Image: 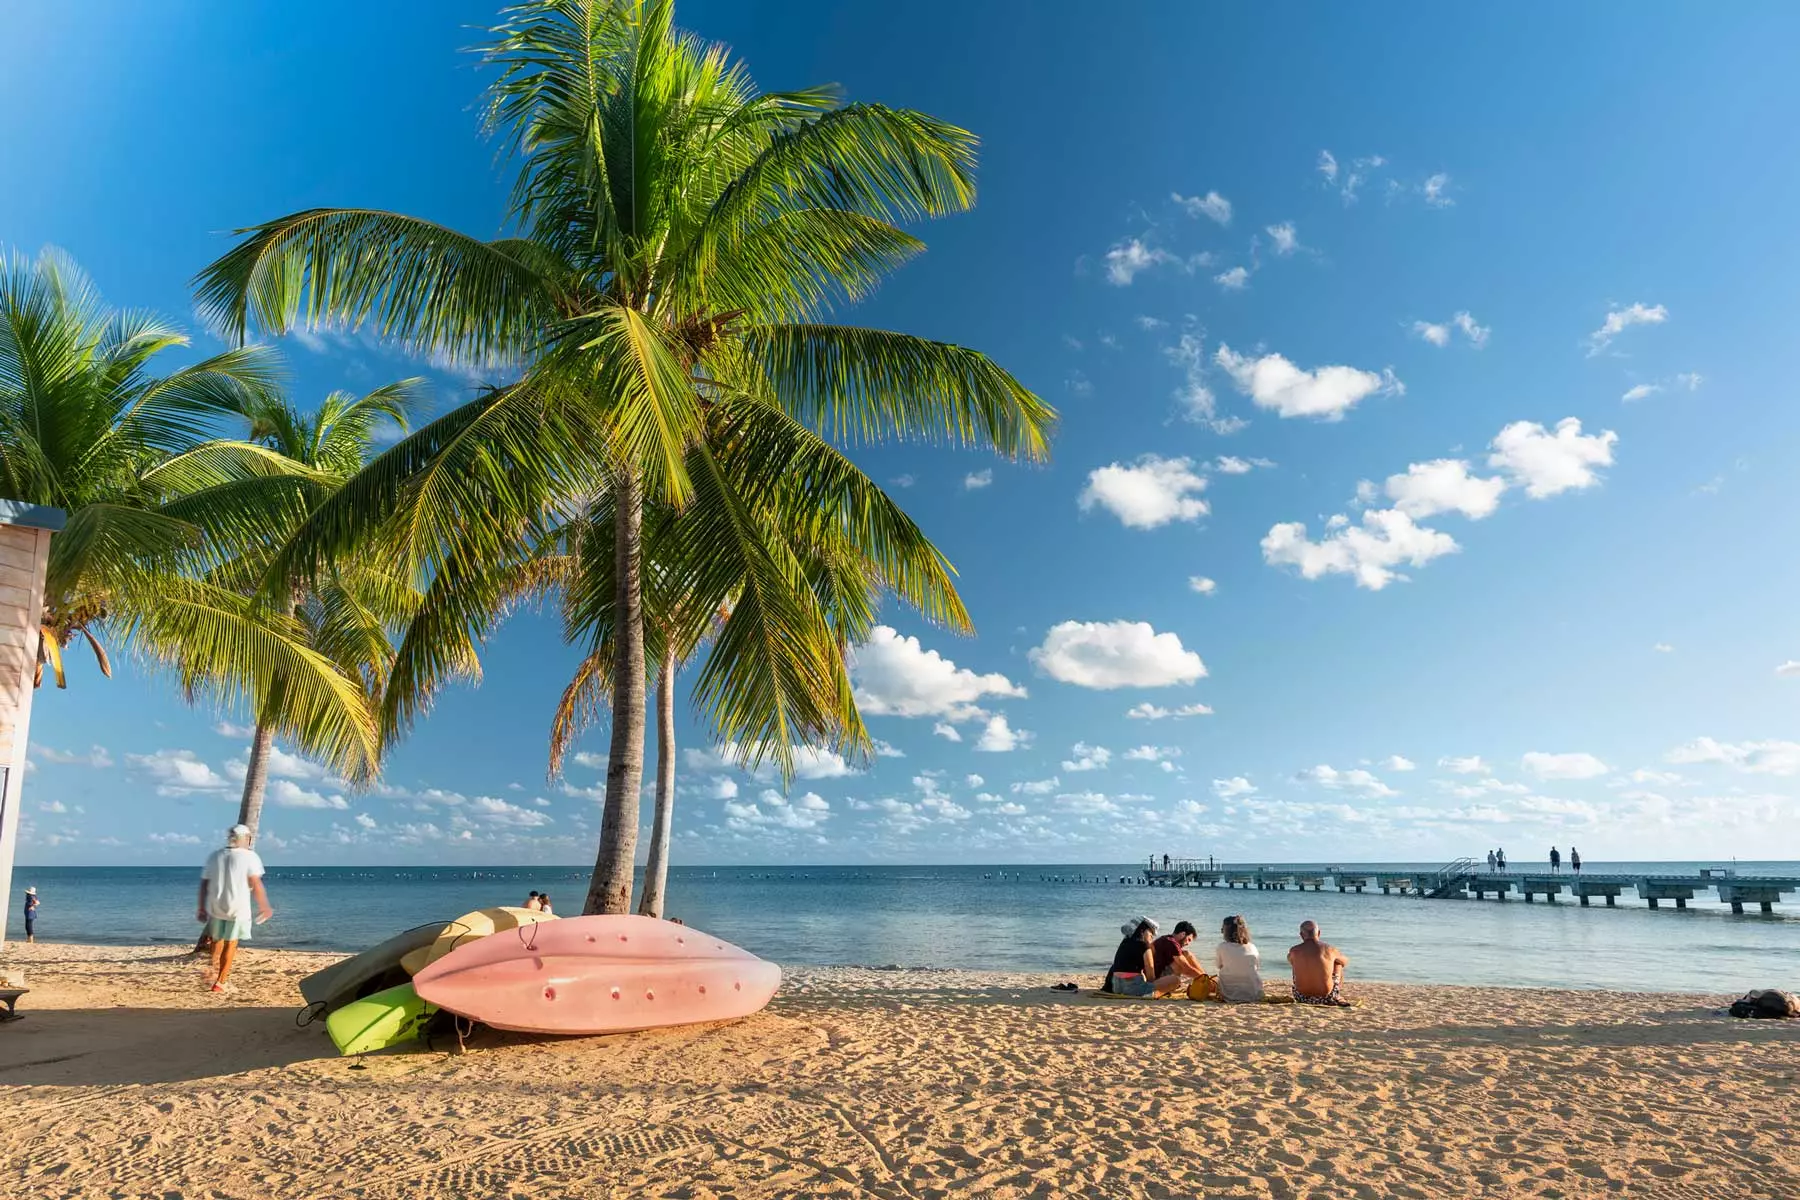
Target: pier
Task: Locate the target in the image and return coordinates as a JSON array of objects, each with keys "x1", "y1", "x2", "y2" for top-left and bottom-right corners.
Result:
[{"x1": 1140, "y1": 858, "x2": 1800, "y2": 914}]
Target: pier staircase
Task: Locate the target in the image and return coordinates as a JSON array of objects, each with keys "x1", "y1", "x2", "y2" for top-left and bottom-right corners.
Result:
[{"x1": 1424, "y1": 858, "x2": 1477, "y2": 899}]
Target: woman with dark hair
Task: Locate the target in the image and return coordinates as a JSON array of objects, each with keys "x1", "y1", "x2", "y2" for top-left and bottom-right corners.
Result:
[
  {"x1": 1105, "y1": 917, "x2": 1184, "y2": 996},
  {"x1": 1214, "y1": 914, "x2": 1265, "y2": 1003}
]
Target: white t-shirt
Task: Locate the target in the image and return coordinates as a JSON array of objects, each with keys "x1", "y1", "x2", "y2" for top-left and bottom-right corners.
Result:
[
  {"x1": 1214, "y1": 941, "x2": 1264, "y2": 1003},
  {"x1": 202, "y1": 846, "x2": 266, "y2": 920}
]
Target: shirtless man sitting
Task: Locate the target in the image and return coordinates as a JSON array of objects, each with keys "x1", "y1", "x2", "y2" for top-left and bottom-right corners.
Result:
[{"x1": 1287, "y1": 920, "x2": 1351, "y2": 1006}]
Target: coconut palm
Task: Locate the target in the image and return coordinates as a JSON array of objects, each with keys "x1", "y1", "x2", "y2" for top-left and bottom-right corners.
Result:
[
  {"x1": 194, "y1": 0, "x2": 1056, "y2": 913},
  {"x1": 0, "y1": 248, "x2": 383, "y2": 780},
  {"x1": 195, "y1": 381, "x2": 426, "y2": 835}
]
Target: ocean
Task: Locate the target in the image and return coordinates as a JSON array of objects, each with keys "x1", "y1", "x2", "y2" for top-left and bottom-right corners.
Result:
[{"x1": 12, "y1": 861, "x2": 1800, "y2": 993}]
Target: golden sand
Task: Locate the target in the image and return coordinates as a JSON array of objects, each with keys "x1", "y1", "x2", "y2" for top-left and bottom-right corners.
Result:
[{"x1": 3, "y1": 941, "x2": 1797, "y2": 1198}]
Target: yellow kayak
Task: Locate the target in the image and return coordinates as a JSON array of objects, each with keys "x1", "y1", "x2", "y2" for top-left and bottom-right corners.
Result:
[{"x1": 399, "y1": 906, "x2": 557, "y2": 976}]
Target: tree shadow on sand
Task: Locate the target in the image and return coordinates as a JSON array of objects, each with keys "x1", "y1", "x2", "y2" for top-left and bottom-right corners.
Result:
[{"x1": 0, "y1": 1005, "x2": 334, "y2": 1085}]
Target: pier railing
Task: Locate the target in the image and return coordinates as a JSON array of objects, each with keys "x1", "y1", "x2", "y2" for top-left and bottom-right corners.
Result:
[{"x1": 1425, "y1": 857, "x2": 1477, "y2": 898}]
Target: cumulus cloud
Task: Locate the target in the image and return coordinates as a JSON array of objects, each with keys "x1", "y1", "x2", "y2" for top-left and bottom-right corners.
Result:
[
  {"x1": 36, "y1": 745, "x2": 114, "y2": 769},
  {"x1": 1667, "y1": 737, "x2": 1800, "y2": 776},
  {"x1": 1030, "y1": 620, "x2": 1207, "y2": 689},
  {"x1": 932, "y1": 722, "x2": 962, "y2": 743},
  {"x1": 1061, "y1": 743, "x2": 1112, "y2": 772},
  {"x1": 1301, "y1": 764, "x2": 1399, "y2": 798},
  {"x1": 963, "y1": 469, "x2": 993, "y2": 491},
  {"x1": 1078, "y1": 455, "x2": 1209, "y2": 529},
  {"x1": 1421, "y1": 173, "x2": 1454, "y2": 207},
  {"x1": 1161, "y1": 331, "x2": 1239, "y2": 432},
  {"x1": 1174, "y1": 190, "x2": 1232, "y2": 224},
  {"x1": 1413, "y1": 311, "x2": 1487, "y2": 348},
  {"x1": 1265, "y1": 222, "x2": 1299, "y2": 255},
  {"x1": 1776, "y1": 661, "x2": 1800, "y2": 677},
  {"x1": 126, "y1": 749, "x2": 230, "y2": 797},
  {"x1": 1521, "y1": 751, "x2": 1610, "y2": 780},
  {"x1": 1382, "y1": 459, "x2": 1507, "y2": 520},
  {"x1": 1214, "y1": 266, "x2": 1250, "y2": 291},
  {"x1": 1011, "y1": 777, "x2": 1059, "y2": 796},
  {"x1": 1262, "y1": 508, "x2": 1458, "y2": 590},
  {"x1": 1438, "y1": 755, "x2": 1491, "y2": 775},
  {"x1": 973, "y1": 715, "x2": 1030, "y2": 753},
  {"x1": 269, "y1": 779, "x2": 350, "y2": 810},
  {"x1": 1213, "y1": 776, "x2": 1256, "y2": 798},
  {"x1": 1188, "y1": 576, "x2": 1218, "y2": 596},
  {"x1": 1382, "y1": 756, "x2": 1417, "y2": 771},
  {"x1": 685, "y1": 742, "x2": 860, "y2": 780},
  {"x1": 1215, "y1": 345, "x2": 1401, "y2": 421},
  {"x1": 1125, "y1": 701, "x2": 1214, "y2": 720},
  {"x1": 1586, "y1": 302, "x2": 1667, "y2": 355},
  {"x1": 850, "y1": 626, "x2": 1026, "y2": 721},
  {"x1": 1488, "y1": 418, "x2": 1617, "y2": 498}
]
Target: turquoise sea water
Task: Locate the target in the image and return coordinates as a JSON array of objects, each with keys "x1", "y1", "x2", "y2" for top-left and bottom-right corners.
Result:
[{"x1": 12, "y1": 861, "x2": 1800, "y2": 993}]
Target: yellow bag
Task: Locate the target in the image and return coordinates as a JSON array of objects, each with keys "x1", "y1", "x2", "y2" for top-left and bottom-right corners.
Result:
[{"x1": 1187, "y1": 974, "x2": 1217, "y2": 1001}]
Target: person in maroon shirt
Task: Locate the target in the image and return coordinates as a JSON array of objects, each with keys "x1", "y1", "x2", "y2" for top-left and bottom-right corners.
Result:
[{"x1": 1152, "y1": 921, "x2": 1208, "y2": 988}]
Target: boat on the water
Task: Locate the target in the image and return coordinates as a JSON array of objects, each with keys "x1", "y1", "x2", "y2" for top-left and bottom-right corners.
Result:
[{"x1": 412, "y1": 913, "x2": 781, "y2": 1035}]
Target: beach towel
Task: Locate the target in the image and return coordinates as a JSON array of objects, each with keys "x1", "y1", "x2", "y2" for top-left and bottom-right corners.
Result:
[{"x1": 1729, "y1": 989, "x2": 1799, "y2": 1019}]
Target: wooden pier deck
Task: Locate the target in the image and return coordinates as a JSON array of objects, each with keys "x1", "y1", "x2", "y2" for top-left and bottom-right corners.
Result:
[{"x1": 1140, "y1": 863, "x2": 1800, "y2": 913}]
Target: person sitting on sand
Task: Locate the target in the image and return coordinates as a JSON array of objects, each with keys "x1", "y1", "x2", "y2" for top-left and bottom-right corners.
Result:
[
  {"x1": 1214, "y1": 915, "x2": 1264, "y2": 1003},
  {"x1": 525, "y1": 890, "x2": 542, "y2": 911},
  {"x1": 197, "y1": 824, "x2": 274, "y2": 992},
  {"x1": 538, "y1": 894, "x2": 554, "y2": 916},
  {"x1": 1153, "y1": 920, "x2": 1209, "y2": 985},
  {"x1": 1287, "y1": 920, "x2": 1351, "y2": 1006},
  {"x1": 1106, "y1": 917, "x2": 1184, "y2": 997}
]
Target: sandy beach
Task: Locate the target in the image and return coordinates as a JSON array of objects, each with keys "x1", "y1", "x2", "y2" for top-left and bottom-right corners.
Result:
[{"x1": 2, "y1": 942, "x2": 1797, "y2": 1198}]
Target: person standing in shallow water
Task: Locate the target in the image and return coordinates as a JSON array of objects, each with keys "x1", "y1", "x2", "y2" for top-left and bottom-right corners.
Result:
[{"x1": 22, "y1": 887, "x2": 38, "y2": 943}]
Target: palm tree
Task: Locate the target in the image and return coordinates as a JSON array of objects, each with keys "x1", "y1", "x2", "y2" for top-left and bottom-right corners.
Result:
[
  {"x1": 199, "y1": 381, "x2": 426, "y2": 835},
  {"x1": 194, "y1": 0, "x2": 1056, "y2": 913},
  {"x1": 0, "y1": 248, "x2": 383, "y2": 780}
]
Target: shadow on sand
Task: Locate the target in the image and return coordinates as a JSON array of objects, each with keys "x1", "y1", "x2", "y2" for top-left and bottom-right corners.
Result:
[{"x1": 0, "y1": 1005, "x2": 334, "y2": 1085}]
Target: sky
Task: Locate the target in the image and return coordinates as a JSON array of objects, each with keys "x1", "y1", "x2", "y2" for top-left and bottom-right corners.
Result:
[{"x1": 6, "y1": 2, "x2": 1800, "y2": 867}]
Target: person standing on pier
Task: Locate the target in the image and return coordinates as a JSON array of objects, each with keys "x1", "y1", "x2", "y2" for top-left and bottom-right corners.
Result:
[
  {"x1": 1550, "y1": 847, "x2": 1561, "y2": 874},
  {"x1": 1486, "y1": 850, "x2": 1497, "y2": 873},
  {"x1": 1570, "y1": 847, "x2": 1582, "y2": 874},
  {"x1": 1496, "y1": 847, "x2": 1507, "y2": 871}
]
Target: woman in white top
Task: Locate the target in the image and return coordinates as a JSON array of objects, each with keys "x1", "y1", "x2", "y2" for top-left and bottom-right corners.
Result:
[{"x1": 1214, "y1": 914, "x2": 1264, "y2": 1003}]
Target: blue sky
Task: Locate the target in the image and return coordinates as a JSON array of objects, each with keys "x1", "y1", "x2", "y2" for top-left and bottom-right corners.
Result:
[{"x1": 8, "y1": 2, "x2": 1800, "y2": 866}]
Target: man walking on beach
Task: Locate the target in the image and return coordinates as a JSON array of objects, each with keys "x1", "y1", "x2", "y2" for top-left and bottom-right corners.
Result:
[
  {"x1": 197, "y1": 825, "x2": 273, "y2": 992},
  {"x1": 1288, "y1": 921, "x2": 1350, "y2": 1006}
]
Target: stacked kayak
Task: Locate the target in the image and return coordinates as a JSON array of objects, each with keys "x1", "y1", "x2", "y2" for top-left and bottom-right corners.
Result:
[{"x1": 301, "y1": 911, "x2": 779, "y2": 1054}]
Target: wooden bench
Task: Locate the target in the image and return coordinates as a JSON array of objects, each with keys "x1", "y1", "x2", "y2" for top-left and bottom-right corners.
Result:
[{"x1": 0, "y1": 987, "x2": 27, "y2": 1021}]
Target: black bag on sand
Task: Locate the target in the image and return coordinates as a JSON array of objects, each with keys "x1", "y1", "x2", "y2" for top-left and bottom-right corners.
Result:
[{"x1": 1728, "y1": 989, "x2": 1800, "y2": 1019}]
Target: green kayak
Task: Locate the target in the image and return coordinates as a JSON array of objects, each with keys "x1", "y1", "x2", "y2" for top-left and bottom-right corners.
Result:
[{"x1": 325, "y1": 981, "x2": 435, "y2": 1056}]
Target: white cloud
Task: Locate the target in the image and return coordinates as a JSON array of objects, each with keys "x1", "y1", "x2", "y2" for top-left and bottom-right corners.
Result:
[
  {"x1": 126, "y1": 749, "x2": 230, "y2": 796},
  {"x1": 571, "y1": 751, "x2": 608, "y2": 770},
  {"x1": 36, "y1": 745, "x2": 114, "y2": 769},
  {"x1": 1135, "y1": 315, "x2": 1168, "y2": 331},
  {"x1": 1621, "y1": 383, "x2": 1660, "y2": 403},
  {"x1": 706, "y1": 777, "x2": 739, "y2": 800},
  {"x1": 267, "y1": 779, "x2": 349, "y2": 809},
  {"x1": 1265, "y1": 222, "x2": 1299, "y2": 255},
  {"x1": 1586, "y1": 302, "x2": 1667, "y2": 355},
  {"x1": 1776, "y1": 661, "x2": 1800, "y2": 677},
  {"x1": 1187, "y1": 576, "x2": 1218, "y2": 596},
  {"x1": 148, "y1": 831, "x2": 204, "y2": 846},
  {"x1": 932, "y1": 722, "x2": 962, "y2": 743},
  {"x1": 1212, "y1": 456, "x2": 1251, "y2": 475},
  {"x1": 1439, "y1": 755, "x2": 1491, "y2": 775},
  {"x1": 872, "y1": 739, "x2": 904, "y2": 758},
  {"x1": 1667, "y1": 737, "x2": 1800, "y2": 776},
  {"x1": 1125, "y1": 701, "x2": 1213, "y2": 720},
  {"x1": 1011, "y1": 777, "x2": 1059, "y2": 796},
  {"x1": 1652, "y1": 642, "x2": 1674, "y2": 653},
  {"x1": 1078, "y1": 455, "x2": 1209, "y2": 528},
  {"x1": 354, "y1": 812, "x2": 379, "y2": 830},
  {"x1": 850, "y1": 626, "x2": 1026, "y2": 721},
  {"x1": 1215, "y1": 345, "x2": 1401, "y2": 421},
  {"x1": 1413, "y1": 321, "x2": 1450, "y2": 347},
  {"x1": 1212, "y1": 776, "x2": 1256, "y2": 799},
  {"x1": 1061, "y1": 743, "x2": 1112, "y2": 772},
  {"x1": 724, "y1": 791, "x2": 831, "y2": 832},
  {"x1": 1173, "y1": 190, "x2": 1232, "y2": 224},
  {"x1": 892, "y1": 474, "x2": 915, "y2": 489},
  {"x1": 1317, "y1": 150, "x2": 1339, "y2": 182},
  {"x1": 1213, "y1": 266, "x2": 1250, "y2": 291},
  {"x1": 683, "y1": 742, "x2": 860, "y2": 780},
  {"x1": 1675, "y1": 372, "x2": 1704, "y2": 390},
  {"x1": 1262, "y1": 508, "x2": 1458, "y2": 590},
  {"x1": 1161, "y1": 331, "x2": 1238, "y2": 432},
  {"x1": 1383, "y1": 459, "x2": 1507, "y2": 520},
  {"x1": 1030, "y1": 620, "x2": 1207, "y2": 689},
  {"x1": 213, "y1": 721, "x2": 255, "y2": 739},
  {"x1": 1488, "y1": 417, "x2": 1617, "y2": 498},
  {"x1": 1421, "y1": 173, "x2": 1454, "y2": 207},
  {"x1": 1521, "y1": 751, "x2": 1610, "y2": 780},
  {"x1": 1382, "y1": 756, "x2": 1417, "y2": 771},
  {"x1": 966, "y1": 774, "x2": 984, "y2": 788},
  {"x1": 1103, "y1": 239, "x2": 1207, "y2": 286},
  {"x1": 995, "y1": 801, "x2": 1028, "y2": 816},
  {"x1": 973, "y1": 715, "x2": 1030, "y2": 753},
  {"x1": 1302, "y1": 764, "x2": 1398, "y2": 798},
  {"x1": 1124, "y1": 745, "x2": 1179, "y2": 763},
  {"x1": 963, "y1": 469, "x2": 993, "y2": 491},
  {"x1": 1414, "y1": 312, "x2": 1487, "y2": 348}
]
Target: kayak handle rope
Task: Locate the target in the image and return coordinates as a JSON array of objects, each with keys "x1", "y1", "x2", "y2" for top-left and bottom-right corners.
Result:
[{"x1": 295, "y1": 1000, "x2": 329, "y2": 1028}]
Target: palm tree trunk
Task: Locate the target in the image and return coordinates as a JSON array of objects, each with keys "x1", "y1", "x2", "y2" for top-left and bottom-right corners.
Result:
[
  {"x1": 585, "y1": 470, "x2": 647, "y2": 914},
  {"x1": 235, "y1": 721, "x2": 275, "y2": 836},
  {"x1": 637, "y1": 644, "x2": 677, "y2": 919}
]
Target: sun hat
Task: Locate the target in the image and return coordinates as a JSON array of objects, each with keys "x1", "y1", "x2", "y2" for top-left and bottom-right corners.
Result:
[
  {"x1": 23, "y1": 887, "x2": 35, "y2": 895},
  {"x1": 1121, "y1": 915, "x2": 1158, "y2": 937}
]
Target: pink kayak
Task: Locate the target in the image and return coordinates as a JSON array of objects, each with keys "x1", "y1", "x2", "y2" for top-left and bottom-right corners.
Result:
[{"x1": 411, "y1": 914, "x2": 781, "y2": 1035}]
